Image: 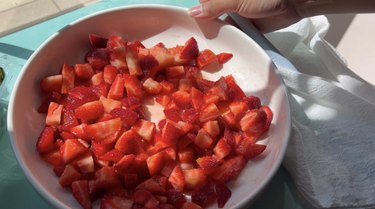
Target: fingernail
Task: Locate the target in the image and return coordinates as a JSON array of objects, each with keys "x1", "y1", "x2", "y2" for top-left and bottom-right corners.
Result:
[{"x1": 188, "y1": 5, "x2": 204, "y2": 18}]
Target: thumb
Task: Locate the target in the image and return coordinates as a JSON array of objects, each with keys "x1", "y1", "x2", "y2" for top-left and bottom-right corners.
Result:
[{"x1": 188, "y1": 0, "x2": 241, "y2": 19}]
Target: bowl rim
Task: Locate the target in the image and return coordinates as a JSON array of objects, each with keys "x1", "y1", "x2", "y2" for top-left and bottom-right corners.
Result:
[{"x1": 7, "y1": 4, "x2": 291, "y2": 209}]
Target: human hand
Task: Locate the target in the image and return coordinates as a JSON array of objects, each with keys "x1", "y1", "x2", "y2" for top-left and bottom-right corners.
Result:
[{"x1": 188, "y1": 0, "x2": 302, "y2": 32}]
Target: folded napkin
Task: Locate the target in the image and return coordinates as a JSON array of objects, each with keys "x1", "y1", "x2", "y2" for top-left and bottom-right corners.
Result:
[{"x1": 265, "y1": 16, "x2": 375, "y2": 209}]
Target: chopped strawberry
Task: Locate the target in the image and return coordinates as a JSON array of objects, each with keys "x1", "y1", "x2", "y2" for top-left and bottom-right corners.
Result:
[
  {"x1": 180, "y1": 37, "x2": 199, "y2": 60},
  {"x1": 183, "y1": 168, "x2": 207, "y2": 190},
  {"x1": 194, "y1": 129, "x2": 214, "y2": 149},
  {"x1": 76, "y1": 152, "x2": 95, "y2": 173},
  {"x1": 60, "y1": 139, "x2": 88, "y2": 164},
  {"x1": 196, "y1": 156, "x2": 220, "y2": 174},
  {"x1": 199, "y1": 103, "x2": 219, "y2": 123},
  {"x1": 38, "y1": 91, "x2": 62, "y2": 113},
  {"x1": 100, "y1": 195, "x2": 134, "y2": 209},
  {"x1": 83, "y1": 118, "x2": 123, "y2": 141},
  {"x1": 103, "y1": 65, "x2": 118, "y2": 84},
  {"x1": 181, "y1": 202, "x2": 204, "y2": 209},
  {"x1": 168, "y1": 165, "x2": 185, "y2": 192},
  {"x1": 36, "y1": 126, "x2": 57, "y2": 153},
  {"x1": 166, "y1": 66, "x2": 185, "y2": 78},
  {"x1": 149, "y1": 43, "x2": 174, "y2": 70},
  {"x1": 160, "y1": 80, "x2": 175, "y2": 95},
  {"x1": 224, "y1": 75, "x2": 246, "y2": 101},
  {"x1": 59, "y1": 164, "x2": 82, "y2": 187},
  {"x1": 244, "y1": 96, "x2": 261, "y2": 110},
  {"x1": 191, "y1": 182, "x2": 216, "y2": 207},
  {"x1": 85, "y1": 48, "x2": 109, "y2": 71},
  {"x1": 75, "y1": 63, "x2": 94, "y2": 81},
  {"x1": 93, "y1": 166, "x2": 121, "y2": 191},
  {"x1": 71, "y1": 180, "x2": 92, "y2": 209},
  {"x1": 91, "y1": 72, "x2": 104, "y2": 86},
  {"x1": 228, "y1": 101, "x2": 249, "y2": 120},
  {"x1": 190, "y1": 87, "x2": 204, "y2": 110},
  {"x1": 181, "y1": 108, "x2": 198, "y2": 124},
  {"x1": 89, "y1": 34, "x2": 108, "y2": 48},
  {"x1": 41, "y1": 74, "x2": 62, "y2": 93},
  {"x1": 114, "y1": 154, "x2": 137, "y2": 173},
  {"x1": 74, "y1": 100, "x2": 104, "y2": 122},
  {"x1": 100, "y1": 96, "x2": 122, "y2": 113},
  {"x1": 214, "y1": 182, "x2": 231, "y2": 208},
  {"x1": 136, "y1": 177, "x2": 167, "y2": 195},
  {"x1": 99, "y1": 149, "x2": 124, "y2": 163},
  {"x1": 143, "y1": 77, "x2": 162, "y2": 94},
  {"x1": 216, "y1": 52, "x2": 233, "y2": 64},
  {"x1": 236, "y1": 137, "x2": 267, "y2": 159},
  {"x1": 177, "y1": 146, "x2": 196, "y2": 163},
  {"x1": 147, "y1": 151, "x2": 166, "y2": 176},
  {"x1": 202, "y1": 120, "x2": 220, "y2": 139},
  {"x1": 61, "y1": 64, "x2": 75, "y2": 94},
  {"x1": 171, "y1": 90, "x2": 191, "y2": 109},
  {"x1": 157, "y1": 121, "x2": 182, "y2": 148},
  {"x1": 110, "y1": 108, "x2": 139, "y2": 127},
  {"x1": 46, "y1": 102, "x2": 63, "y2": 126},
  {"x1": 132, "y1": 119, "x2": 156, "y2": 141},
  {"x1": 41, "y1": 149, "x2": 62, "y2": 167},
  {"x1": 260, "y1": 105, "x2": 273, "y2": 127},
  {"x1": 123, "y1": 74, "x2": 144, "y2": 99},
  {"x1": 213, "y1": 155, "x2": 247, "y2": 183},
  {"x1": 107, "y1": 74, "x2": 124, "y2": 100},
  {"x1": 164, "y1": 107, "x2": 182, "y2": 122},
  {"x1": 115, "y1": 129, "x2": 143, "y2": 154},
  {"x1": 126, "y1": 43, "x2": 142, "y2": 76},
  {"x1": 239, "y1": 109, "x2": 268, "y2": 134},
  {"x1": 196, "y1": 49, "x2": 217, "y2": 69},
  {"x1": 213, "y1": 138, "x2": 232, "y2": 160}
]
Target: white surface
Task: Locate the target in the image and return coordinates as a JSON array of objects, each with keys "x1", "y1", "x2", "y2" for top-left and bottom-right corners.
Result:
[{"x1": 7, "y1": 5, "x2": 291, "y2": 209}]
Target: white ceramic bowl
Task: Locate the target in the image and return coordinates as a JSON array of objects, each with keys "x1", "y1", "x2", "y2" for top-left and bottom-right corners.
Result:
[{"x1": 7, "y1": 4, "x2": 291, "y2": 209}]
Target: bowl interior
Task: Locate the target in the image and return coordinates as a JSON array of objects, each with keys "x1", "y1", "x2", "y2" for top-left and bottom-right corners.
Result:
[{"x1": 8, "y1": 5, "x2": 290, "y2": 209}]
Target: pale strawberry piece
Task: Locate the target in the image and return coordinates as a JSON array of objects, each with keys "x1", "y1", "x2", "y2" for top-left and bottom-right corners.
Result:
[
  {"x1": 239, "y1": 109, "x2": 268, "y2": 134},
  {"x1": 147, "y1": 151, "x2": 166, "y2": 176},
  {"x1": 132, "y1": 119, "x2": 156, "y2": 141},
  {"x1": 196, "y1": 49, "x2": 218, "y2": 69},
  {"x1": 229, "y1": 101, "x2": 249, "y2": 120},
  {"x1": 100, "y1": 96, "x2": 122, "y2": 113},
  {"x1": 90, "y1": 72, "x2": 104, "y2": 86},
  {"x1": 199, "y1": 103, "x2": 219, "y2": 123},
  {"x1": 216, "y1": 52, "x2": 233, "y2": 64},
  {"x1": 71, "y1": 180, "x2": 92, "y2": 209},
  {"x1": 143, "y1": 77, "x2": 162, "y2": 94},
  {"x1": 76, "y1": 153, "x2": 95, "y2": 173},
  {"x1": 177, "y1": 147, "x2": 196, "y2": 163},
  {"x1": 100, "y1": 195, "x2": 134, "y2": 209},
  {"x1": 149, "y1": 43, "x2": 174, "y2": 70},
  {"x1": 213, "y1": 138, "x2": 232, "y2": 160},
  {"x1": 202, "y1": 120, "x2": 220, "y2": 139},
  {"x1": 158, "y1": 121, "x2": 182, "y2": 148},
  {"x1": 182, "y1": 168, "x2": 207, "y2": 190},
  {"x1": 74, "y1": 100, "x2": 104, "y2": 122},
  {"x1": 190, "y1": 87, "x2": 204, "y2": 110},
  {"x1": 61, "y1": 64, "x2": 75, "y2": 94},
  {"x1": 103, "y1": 64, "x2": 118, "y2": 84},
  {"x1": 213, "y1": 155, "x2": 247, "y2": 183},
  {"x1": 196, "y1": 156, "x2": 220, "y2": 174},
  {"x1": 107, "y1": 74, "x2": 124, "y2": 100},
  {"x1": 126, "y1": 44, "x2": 142, "y2": 76},
  {"x1": 70, "y1": 123, "x2": 90, "y2": 141},
  {"x1": 171, "y1": 90, "x2": 191, "y2": 109},
  {"x1": 166, "y1": 66, "x2": 185, "y2": 78},
  {"x1": 46, "y1": 102, "x2": 63, "y2": 126},
  {"x1": 83, "y1": 117, "x2": 123, "y2": 141},
  {"x1": 181, "y1": 108, "x2": 199, "y2": 124},
  {"x1": 172, "y1": 121, "x2": 193, "y2": 135},
  {"x1": 59, "y1": 164, "x2": 82, "y2": 187},
  {"x1": 107, "y1": 35, "x2": 126, "y2": 50},
  {"x1": 221, "y1": 111, "x2": 237, "y2": 128},
  {"x1": 41, "y1": 74, "x2": 62, "y2": 93},
  {"x1": 168, "y1": 165, "x2": 185, "y2": 192},
  {"x1": 160, "y1": 80, "x2": 175, "y2": 95},
  {"x1": 75, "y1": 63, "x2": 94, "y2": 81},
  {"x1": 60, "y1": 138, "x2": 88, "y2": 164},
  {"x1": 115, "y1": 129, "x2": 143, "y2": 154},
  {"x1": 155, "y1": 95, "x2": 171, "y2": 106},
  {"x1": 194, "y1": 129, "x2": 214, "y2": 149},
  {"x1": 36, "y1": 126, "x2": 56, "y2": 153}
]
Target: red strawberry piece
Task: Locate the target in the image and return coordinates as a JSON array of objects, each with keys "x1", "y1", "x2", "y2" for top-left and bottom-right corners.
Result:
[
  {"x1": 38, "y1": 91, "x2": 62, "y2": 113},
  {"x1": 139, "y1": 54, "x2": 159, "y2": 74},
  {"x1": 67, "y1": 86, "x2": 99, "y2": 105},
  {"x1": 181, "y1": 202, "x2": 203, "y2": 209},
  {"x1": 159, "y1": 80, "x2": 175, "y2": 95},
  {"x1": 168, "y1": 165, "x2": 185, "y2": 192},
  {"x1": 260, "y1": 105, "x2": 273, "y2": 127},
  {"x1": 158, "y1": 121, "x2": 182, "y2": 148},
  {"x1": 216, "y1": 52, "x2": 233, "y2": 64},
  {"x1": 76, "y1": 153, "x2": 95, "y2": 173},
  {"x1": 194, "y1": 129, "x2": 214, "y2": 149},
  {"x1": 100, "y1": 96, "x2": 122, "y2": 113},
  {"x1": 71, "y1": 180, "x2": 92, "y2": 209},
  {"x1": 199, "y1": 103, "x2": 219, "y2": 123},
  {"x1": 46, "y1": 102, "x2": 63, "y2": 126},
  {"x1": 36, "y1": 126, "x2": 57, "y2": 153},
  {"x1": 208, "y1": 78, "x2": 228, "y2": 101},
  {"x1": 75, "y1": 63, "x2": 94, "y2": 81},
  {"x1": 182, "y1": 168, "x2": 207, "y2": 190},
  {"x1": 114, "y1": 154, "x2": 137, "y2": 173},
  {"x1": 123, "y1": 74, "x2": 145, "y2": 99},
  {"x1": 41, "y1": 150, "x2": 62, "y2": 167},
  {"x1": 85, "y1": 48, "x2": 109, "y2": 71},
  {"x1": 236, "y1": 138, "x2": 267, "y2": 159},
  {"x1": 224, "y1": 75, "x2": 246, "y2": 101},
  {"x1": 166, "y1": 66, "x2": 185, "y2": 78},
  {"x1": 239, "y1": 109, "x2": 268, "y2": 134},
  {"x1": 59, "y1": 164, "x2": 82, "y2": 187},
  {"x1": 89, "y1": 34, "x2": 108, "y2": 48},
  {"x1": 91, "y1": 141, "x2": 112, "y2": 158},
  {"x1": 146, "y1": 151, "x2": 166, "y2": 176},
  {"x1": 60, "y1": 139, "x2": 88, "y2": 164},
  {"x1": 194, "y1": 77, "x2": 215, "y2": 93},
  {"x1": 228, "y1": 101, "x2": 249, "y2": 120},
  {"x1": 94, "y1": 130, "x2": 120, "y2": 145},
  {"x1": 164, "y1": 107, "x2": 182, "y2": 122},
  {"x1": 126, "y1": 43, "x2": 142, "y2": 76},
  {"x1": 212, "y1": 155, "x2": 247, "y2": 183},
  {"x1": 110, "y1": 107, "x2": 139, "y2": 127},
  {"x1": 180, "y1": 37, "x2": 199, "y2": 60},
  {"x1": 191, "y1": 182, "x2": 216, "y2": 207},
  {"x1": 115, "y1": 129, "x2": 143, "y2": 154},
  {"x1": 167, "y1": 189, "x2": 186, "y2": 208},
  {"x1": 91, "y1": 83, "x2": 109, "y2": 98},
  {"x1": 74, "y1": 100, "x2": 104, "y2": 122},
  {"x1": 99, "y1": 149, "x2": 124, "y2": 163},
  {"x1": 143, "y1": 77, "x2": 163, "y2": 94},
  {"x1": 61, "y1": 107, "x2": 79, "y2": 129},
  {"x1": 83, "y1": 118, "x2": 123, "y2": 141},
  {"x1": 214, "y1": 182, "x2": 232, "y2": 208},
  {"x1": 177, "y1": 146, "x2": 196, "y2": 163},
  {"x1": 106, "y1": 35, "x2": 126, "y2": 50},
  {"x1": 171, "y1": 90, "x2": 191, "y2": 109},
  {"x1": 103, "y1": 65, "x2": 118, "y2": 84},
  {"x1": 160, "y1": 203, "x2": 176, "y2": 209},
  {"x1": 178, "y1": 78, "x2": 193, "y2": 92},
  {"x1": 123, "y1": 173, "x2": 139, "y2": 189},
  {"x1": 221, "y1": 111, "x2": 237, "y2": 128},
  {"x1": 202, "y1": 120, "x2": 220, "y2": 139},
  {"x1": 197, "y1": 49, "x2": 218, "y2": 69},
  {"x1": 190, "y1": 87, "x2": 204, "y2": 110},
  {"x1": 132, "y1": 119, "x2": 156, "y2": 141},
  {"x1": 41, "y1": 74, "x2": 62, "y2": 93},
  {"x1": 93, "y1": 166, "x2": 121, "y2": 190},
  {"x1": 213, "y1": 138, "x2": 232, "y2": 160},
  {"x1": 61, "y1": 64, "x2": 75, "y2": 94},
  {"x1": 107, "y1": 74, "x2": 124, "y2": 100},
  {"x1": 132, "y1": 189, "x2": 154, "y2": 205},
  {"x1": 149, "y1": 43, "x2": 174, "y2": 70},
  {"x1": 69, "y1": 123, "x2": 90, "y2": 141},
  {"x1": 196, "y1": 156, "x2": 220, "y2": 175},
  {"x1": 136, "y1": 177, "x2": 167, "y2": 195},
  {"x1": 100, "y1": 195, "x2": 134, "y2": 209},
  {"x1": 181, "y1": 108, "x2": 198, "y2": 124},
  {"x1": 244, "y1": 96, "x2": 261, "y2": 110},
  {"x1": 203, "y1": 94, "x2": 220, "y2": 105}
]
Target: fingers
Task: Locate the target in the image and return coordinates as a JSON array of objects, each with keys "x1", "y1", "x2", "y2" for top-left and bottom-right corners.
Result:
[{"x1": 188, "y1": 0, "x2": 240, "y2": 19}]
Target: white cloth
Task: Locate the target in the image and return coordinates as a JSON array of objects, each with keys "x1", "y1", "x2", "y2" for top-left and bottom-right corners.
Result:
[{"x1": 265, "y1": 16, "x2": 375, "y2": 209}]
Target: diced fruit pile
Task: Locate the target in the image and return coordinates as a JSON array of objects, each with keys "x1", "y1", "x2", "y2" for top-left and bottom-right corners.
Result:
[{"x1": 36, "y1": 34, "x2": 273, "y2": 209}]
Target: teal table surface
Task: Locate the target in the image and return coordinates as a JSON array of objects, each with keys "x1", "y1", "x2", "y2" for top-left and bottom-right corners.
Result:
[{"x1": 0, "y1": 1, "x2": 306, "y2": 208}]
